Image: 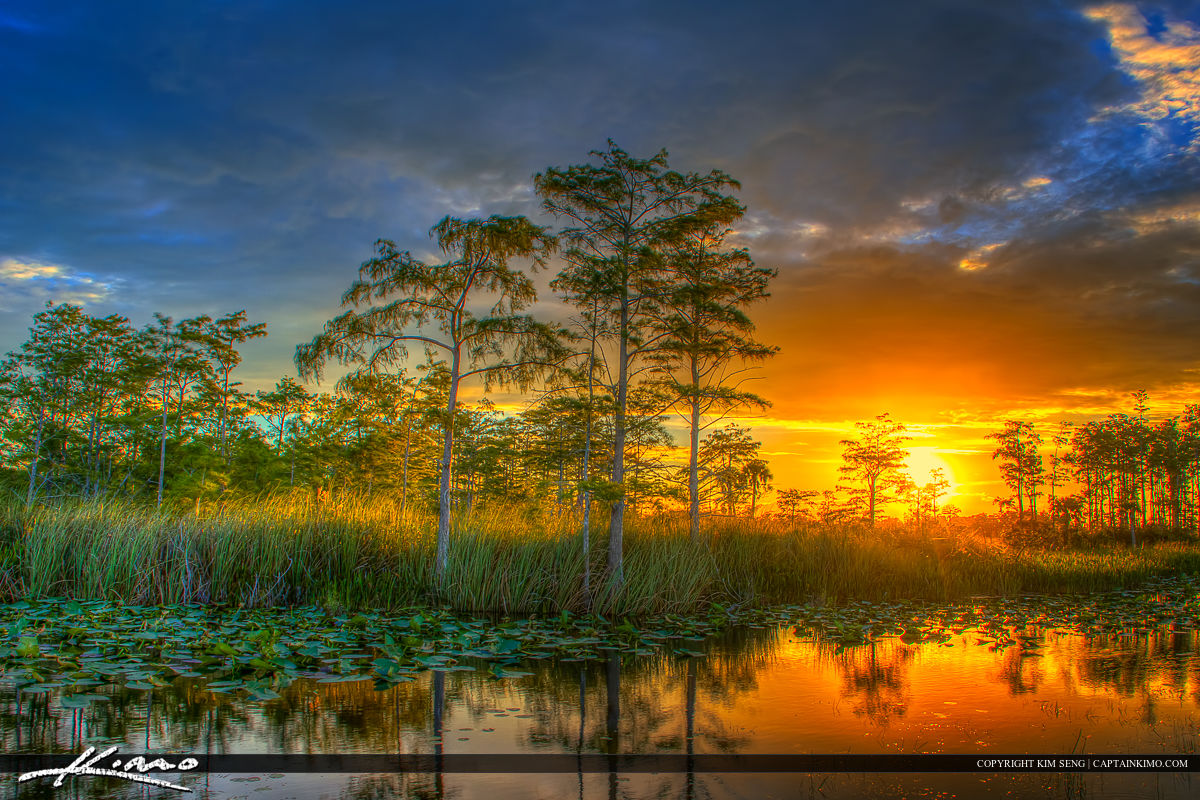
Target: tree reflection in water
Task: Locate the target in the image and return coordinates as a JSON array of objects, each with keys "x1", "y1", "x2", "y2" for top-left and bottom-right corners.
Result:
[
  {"x1": 995, "y1": 640, "x2": 1045, "y2": 696},
  {"x1": 3, "y1": 624, "x2": 1200, "y2": 799},
  {"x1": 828, "y1": 641, "x2": 914, "y2": 726},
  {"x1": 514, "y1": 625, "x2": 776, "y2": 758}
]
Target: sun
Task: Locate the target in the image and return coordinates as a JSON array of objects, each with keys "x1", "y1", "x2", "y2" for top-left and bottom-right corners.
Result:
[{"x1": 904, "y1": 447, "x2": 956, "y2": 494}]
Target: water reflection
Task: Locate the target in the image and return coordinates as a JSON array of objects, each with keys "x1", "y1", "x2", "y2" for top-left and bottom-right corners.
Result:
[
  {"x1": 833, "y1": 641, "x2": 914, "y2": 725},
  {"x1": 994, "y1": 640, "x2": 1045, "y2": 695},
  {"x1": 3, "y1": 625, "x2": 1199, "y2": 798}
]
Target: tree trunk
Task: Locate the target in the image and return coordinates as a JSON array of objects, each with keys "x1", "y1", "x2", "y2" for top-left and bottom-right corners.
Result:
[
  {"x1": 608, "y1": 295, "x2": 629, "y2": 585},
  {"x1": 86, "y1": 408, "x2": 98, "y2": 497},
  {"x1": 401, "y1": 419, "x2": 413, "y2": 512},
  {"x1": 220, "y1": 369, "x2": 231, "y2": 463},
  {"x1": 157, "y1": 385, "x2": 169, "y2": 509},
  {"x1": 436, "y1": 351, "x2": 461, "y2": 584},
  {"x1": 1016, "y1": 474, "x2": 1024, "y2": 523},
  {"x1": 581, "y1": 339, "x2": 595, "y2": 610},
  {"x1": 868, "y1": 476, "x2": 877, "y2": 527},
  {"x1": 556, "y1": 458, "x2": 564, "y2": 514},
  {"x1": 688, "y1": 362, "x2": 701, "y2": 543},
  {"x1": 25, "y1": 405, "x2": 44, "y2": 509}
]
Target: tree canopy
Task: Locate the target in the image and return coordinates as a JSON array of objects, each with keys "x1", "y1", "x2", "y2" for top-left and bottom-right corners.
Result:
[{"x1": 295, "y1": 214, "x2": 561, "y2": 582}]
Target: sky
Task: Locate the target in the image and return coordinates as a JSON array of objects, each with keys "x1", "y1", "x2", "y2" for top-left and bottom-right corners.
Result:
[{"x1": 2, "y1": 0, "x2": 1200, "y2": 513}]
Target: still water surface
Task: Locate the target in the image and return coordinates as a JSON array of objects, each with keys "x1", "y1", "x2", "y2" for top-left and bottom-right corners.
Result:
[{"x1": 5, "y1": 623, "x2": 1199, "y2": 799}]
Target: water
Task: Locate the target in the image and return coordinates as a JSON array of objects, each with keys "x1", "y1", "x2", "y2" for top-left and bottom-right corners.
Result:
[{"x1": 4, "y1": 624, "x2": 1200, "y2": 799}]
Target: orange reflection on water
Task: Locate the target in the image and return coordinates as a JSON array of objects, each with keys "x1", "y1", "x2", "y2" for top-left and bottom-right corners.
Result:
[
  {"x1": 3, "y1": 625, "x2": 1199, "y2": 799},
  {"x1": 738, "y1": 628, "x2": 1200, "y2": 756}
]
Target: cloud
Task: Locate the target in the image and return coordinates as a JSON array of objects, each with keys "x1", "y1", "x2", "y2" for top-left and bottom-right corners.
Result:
[
  {"x1": 0, "y1": 258, "x2": 116, "y2": 309},
  {"x1": 754, "y1": 206, "x2": 1200, "y2": 423},
  {"x1": 0, "y1": 259, "x2": 61, "y2": 281},
  {"x1": 958, "y1": 242, "x2": 1005, "y2": 271},
  {"x1": 1086, "y1": 2, "x2": 1200, "y2": 146},
  {"x1": 2, "y1": 0, "x2": 1200, "y2": 512},
  {"x1": 0, "y1": 0, "x2": 1138, "y2": 293}
]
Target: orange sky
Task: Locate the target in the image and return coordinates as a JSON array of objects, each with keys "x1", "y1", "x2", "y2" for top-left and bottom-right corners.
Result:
[
  {"x1": 166, "y1": 1, "x2": 1200, "y2": 516},
  {"x1": 732, "y1": 260, "x2": 1200, "y2": 514},
  {"x1": 6, "y1": 2, "x2": 1200, "y2": 517}
]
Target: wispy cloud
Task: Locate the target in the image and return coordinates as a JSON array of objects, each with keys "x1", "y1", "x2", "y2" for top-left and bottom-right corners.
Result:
[
  {"x1": 1086, "y1": 3, "x2": 1200, "y2": 147},
  {"x1": 0, "y1": 257, "x2": 116, "y2": 309}
]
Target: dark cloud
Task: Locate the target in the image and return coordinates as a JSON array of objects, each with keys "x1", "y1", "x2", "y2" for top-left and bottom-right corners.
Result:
[
  {"x1": 0, "y1": 0, "x2": 1197, "y2": 411},
  {"x1": 756, "y1": 208, "x2": 1200, "y2": 423}
]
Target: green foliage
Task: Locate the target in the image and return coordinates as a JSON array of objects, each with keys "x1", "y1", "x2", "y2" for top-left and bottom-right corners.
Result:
[
  {"x1": 537, "y1": 141, "x2": 746, "y2": 577},
  {"x1": 255, "y1": 377, "x2": 310, "y2": 451},
  {"x1": 3, "y1": 496, "x2": 1197, "y2": 622},
  {"x1": 697, "y1": 424, "x2": 771, "y2": 517},
  {"x1": 649, "y1": 213, "x2": 778, "y2": 537},
  {"x1": 295, "y1": 214, "x2": 562, "y2": 582},
  {"x1": 294, "y1": 215, "x2": 558, "y2": 386},
  {"x1": 0, "y1": 303, "x2": 274, "y2": 509}
]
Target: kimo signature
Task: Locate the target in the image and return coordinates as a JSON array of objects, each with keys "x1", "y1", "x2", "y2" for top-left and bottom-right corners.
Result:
[{"x1": 18, "y1": 745, "x2": 199, "y2": 792}]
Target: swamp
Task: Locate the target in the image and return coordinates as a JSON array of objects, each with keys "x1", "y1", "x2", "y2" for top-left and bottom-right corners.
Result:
[
  {"x1": 3, "y1": 575, "x2": 1200, "y2": 798},
  {"x1": 3, "y1": 484, "x2": 1200, "y2": 799},
  {"x1": 7, "y1": 4, "x2": 1200, "y2": 796}
]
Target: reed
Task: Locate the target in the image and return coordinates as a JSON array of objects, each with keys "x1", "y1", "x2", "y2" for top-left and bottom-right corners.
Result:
[{"x1": 1, "y1": 494, "x2": 1197, "y2": 615}]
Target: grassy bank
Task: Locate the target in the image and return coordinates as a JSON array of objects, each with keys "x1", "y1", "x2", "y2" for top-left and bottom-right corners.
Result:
[{"x1": 1, "y1": 495, "x2": 1199, "y2": 616}]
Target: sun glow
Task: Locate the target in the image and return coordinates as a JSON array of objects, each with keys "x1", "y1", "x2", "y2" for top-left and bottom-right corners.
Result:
[{"x1": 904, "y1": 447, "x2": 956, "y2": 494}]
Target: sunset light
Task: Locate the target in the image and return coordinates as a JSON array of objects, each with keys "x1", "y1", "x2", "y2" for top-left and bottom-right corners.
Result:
[
  {"x1": 4, "y1": 2, "x2": 1200, "y2": 797},
  {"x1": 904, "y1": 446, "x2": 955, "y2": 489}
]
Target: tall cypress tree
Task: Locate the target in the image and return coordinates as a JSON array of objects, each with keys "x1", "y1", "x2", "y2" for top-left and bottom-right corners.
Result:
[{"x1": 536, "y1": 141, "x2": 741, "y2": 583}]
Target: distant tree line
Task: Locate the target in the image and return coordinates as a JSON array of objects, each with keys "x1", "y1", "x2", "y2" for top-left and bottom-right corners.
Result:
[
  {"x1": 987, "y1": 391, "x2": 1200, "y2": 543},
  {"x1": 774, "y1": 394, "x2": 1200, "y2": 542},
  {"x1": 776, "y1": 413, "x2": 953, "y2": 531},
  {"x1": 0, "y1": 303, "x2": 267, "y2": 509}
]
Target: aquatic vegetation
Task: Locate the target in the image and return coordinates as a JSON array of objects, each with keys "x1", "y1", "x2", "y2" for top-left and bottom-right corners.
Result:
[
  {"x1": 789, "y1": 574, "x2": 1200, "y2": 649},
  {"x1": 1, "y1": 575, "x2": 1197, "y2": 708},
  {"x1": 0, "y1": 597, "x2": 742, "y2": 703}
]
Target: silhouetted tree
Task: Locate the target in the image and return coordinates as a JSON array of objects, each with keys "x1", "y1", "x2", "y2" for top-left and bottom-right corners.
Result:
[
  {"x1": 839, "y1": 413, "x2": 910, "y2": 527},
  {"x1": 651, "y1": 219, "x2": 776, "y2": 539},
  {"x1": 988, "y1": 420, "x2": 1044, "y2": 524},
  {"x1": 777, "y1": 488, "x2": 818, "y2": 522}
]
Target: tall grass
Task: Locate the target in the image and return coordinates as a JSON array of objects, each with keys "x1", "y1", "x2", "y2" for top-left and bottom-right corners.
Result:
[{"x1": 1, "y1": 494, "x2": 1198, "y2": 616}]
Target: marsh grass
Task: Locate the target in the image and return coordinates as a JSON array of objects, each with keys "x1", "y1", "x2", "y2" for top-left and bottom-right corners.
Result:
[{"x1": 2, "y1": 493, "x2": 1198, "y2": 615}]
